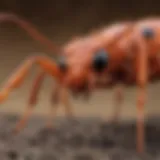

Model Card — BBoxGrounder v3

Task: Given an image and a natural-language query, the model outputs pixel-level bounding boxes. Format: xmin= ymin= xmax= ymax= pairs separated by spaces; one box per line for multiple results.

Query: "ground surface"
xmin=0 ymin=114 xmax=159 ymax=160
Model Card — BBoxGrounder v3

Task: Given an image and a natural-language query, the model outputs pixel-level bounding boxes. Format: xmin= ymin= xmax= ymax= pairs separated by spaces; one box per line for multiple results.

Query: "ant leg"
xmin=46 ymin=83 xmax=60 ymax=129
xmin=60 ymin=87 xmax=74 ymax=120
xmin=46 ymin=84 xmax=75 ymax=128
xmin=13 ymin=70 xmax=46 ymax=134
xmin=135 ymin=35 xmax=148 ymax=154
xmin=0 ymin=56 xmax=62 ymax=103
xmin=0 ymin=56 xmax=62 ymax=134
xmin=110 ymin=84 xmax=124 ymax=125
xmin=136 ymin=85 xmax=147 ymax=154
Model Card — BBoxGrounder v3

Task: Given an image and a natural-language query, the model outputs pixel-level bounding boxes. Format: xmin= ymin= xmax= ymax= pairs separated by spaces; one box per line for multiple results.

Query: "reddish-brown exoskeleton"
xmin=0 ymin=13 xmax=159 ymax=154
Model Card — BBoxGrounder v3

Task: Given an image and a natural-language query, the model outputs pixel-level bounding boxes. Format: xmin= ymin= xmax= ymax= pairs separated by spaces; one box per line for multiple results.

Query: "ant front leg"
xmin=46 ymin=83 xmax=61 ymax=129
xmin=110 ymin=83 xmax=124 ymax=126
xmin=0 ymin=56 xmax=62 ymax=133
xmin=60 ymin=87 xmax=74 ymax=120
xmin=46 ymin=83 xmax=75 ymax=128
xmin=13 ymin=70 xmax=46 ymax=134
xmin=64 ymin=96 xmax=74 ymax=120
xmin=0 ymin=56 xmax=62 ymax=102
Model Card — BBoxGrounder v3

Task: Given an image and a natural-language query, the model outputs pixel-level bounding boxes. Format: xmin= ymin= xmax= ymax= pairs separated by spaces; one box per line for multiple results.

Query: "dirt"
xmin=0 ymin=113 xmax=159 ymax=160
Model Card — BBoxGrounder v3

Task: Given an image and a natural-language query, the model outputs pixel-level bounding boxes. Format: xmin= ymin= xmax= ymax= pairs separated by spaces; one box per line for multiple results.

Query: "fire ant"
xmin=0 ymin=13 xmax=159 ymax=154
xmin=0 ymin=12 xmax=132 ymax=134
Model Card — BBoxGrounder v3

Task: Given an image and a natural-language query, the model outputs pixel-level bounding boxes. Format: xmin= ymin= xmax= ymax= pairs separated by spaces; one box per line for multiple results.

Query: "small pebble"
xmin=7 ymin=150 xmax=18 ymax=160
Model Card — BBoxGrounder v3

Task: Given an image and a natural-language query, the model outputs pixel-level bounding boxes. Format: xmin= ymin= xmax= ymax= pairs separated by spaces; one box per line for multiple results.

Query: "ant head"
xmin=57 ymin=37 xmax=110 ymax=94
xmin=56 ymin=48 xmax=109 ymax=95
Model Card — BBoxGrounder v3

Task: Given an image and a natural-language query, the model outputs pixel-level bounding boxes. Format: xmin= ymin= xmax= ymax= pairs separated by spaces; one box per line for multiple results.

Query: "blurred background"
xmin=0 ymin=0 xmax=159 ymax=121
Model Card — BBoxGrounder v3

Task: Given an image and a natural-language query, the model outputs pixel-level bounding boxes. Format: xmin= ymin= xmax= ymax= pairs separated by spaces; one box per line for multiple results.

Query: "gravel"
xmin=0 ymin=114 xmax=159 ymax=160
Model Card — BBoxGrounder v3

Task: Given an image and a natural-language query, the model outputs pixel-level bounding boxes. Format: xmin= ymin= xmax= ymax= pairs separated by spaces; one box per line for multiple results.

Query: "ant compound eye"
xmin=57 ymin=56 xmax=67 ymax=72
xmin=93 ymin=49 xmax=109 ymax=72
xmin=142 ymin=28 xmax=155 ymax=39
